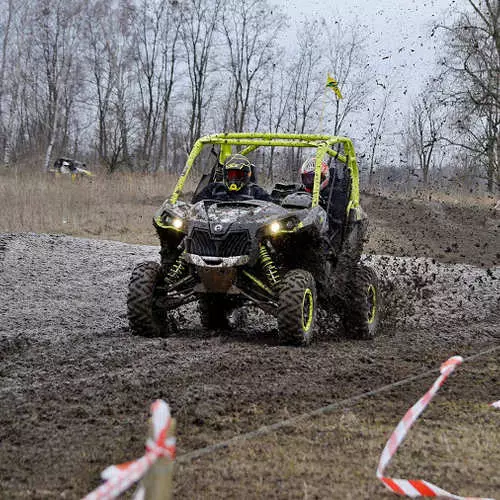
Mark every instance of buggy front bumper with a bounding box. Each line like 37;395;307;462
184;253;249;268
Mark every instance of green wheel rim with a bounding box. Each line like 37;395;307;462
367;284;377;324
302;288;314;332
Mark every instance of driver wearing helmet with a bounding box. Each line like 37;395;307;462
299;157;331;206
193;153;272;203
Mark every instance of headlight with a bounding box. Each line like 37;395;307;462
269;221;281;234
268;217;301;235
172;217;183;229
155;213;185;231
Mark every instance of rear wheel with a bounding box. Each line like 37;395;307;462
278;270;317;346
342;264;380;339
127;261;171;337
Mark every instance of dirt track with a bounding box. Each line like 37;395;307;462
0;194;499;498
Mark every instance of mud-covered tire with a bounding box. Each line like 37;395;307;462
278;270;317;346
342;264;380;340
127;261;170;337
198;294;230;329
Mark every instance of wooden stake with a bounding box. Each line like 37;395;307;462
142;419;176;500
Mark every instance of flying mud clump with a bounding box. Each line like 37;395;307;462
0;233;497;342
364;254;499;333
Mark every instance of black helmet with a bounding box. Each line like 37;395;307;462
223;154;253;192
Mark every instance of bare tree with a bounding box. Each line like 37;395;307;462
264;62;292;180
2;0;452;182
4;4;36;164
29;0;85;169
437;0;499;192
134;0;181;171
180;0;222;149
367;86;391;185
135;0;162;168
286;20;323;137
157;4;181;171
279;20;324;174
324;18;371;135
0;0;15;164
220;0;285;132
406;94;446;185
85;1;118;165
85;0;137;172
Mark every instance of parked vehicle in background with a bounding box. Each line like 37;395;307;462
48;158;93;179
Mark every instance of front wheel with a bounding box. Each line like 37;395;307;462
342;264;380;340
278;270;317;346
127;261;171;337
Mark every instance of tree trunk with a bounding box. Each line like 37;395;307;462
44;99;59;171
0;0;14;163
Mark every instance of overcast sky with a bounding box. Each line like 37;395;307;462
278;0;457;160
284;0;454;99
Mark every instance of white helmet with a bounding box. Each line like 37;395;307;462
299;158;330;192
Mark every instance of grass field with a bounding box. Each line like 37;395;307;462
1;166;497;245
0;167;177;244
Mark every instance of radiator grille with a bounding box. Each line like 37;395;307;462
189;229;250;257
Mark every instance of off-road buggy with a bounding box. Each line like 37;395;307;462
48;157;93;179
127;133;379;345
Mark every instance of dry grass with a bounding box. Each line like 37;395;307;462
175;355;499;499
0;167;179;245
1;167;497;248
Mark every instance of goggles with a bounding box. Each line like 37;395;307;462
226;169;247;182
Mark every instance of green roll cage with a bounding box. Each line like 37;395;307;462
169;133;360;211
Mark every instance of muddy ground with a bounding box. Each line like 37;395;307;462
0;194;498;499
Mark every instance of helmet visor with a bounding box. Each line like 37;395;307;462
301;171;315;189
226;169;246;182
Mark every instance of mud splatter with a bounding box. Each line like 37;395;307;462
0;232;498;498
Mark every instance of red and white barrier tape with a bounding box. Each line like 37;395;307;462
83;400;175;500
377;355;498;499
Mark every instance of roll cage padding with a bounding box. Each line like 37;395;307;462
325;164;352;250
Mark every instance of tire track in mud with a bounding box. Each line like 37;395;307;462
1;233;498;395
1;233;497;337
0;235;8;273
0;233;498;498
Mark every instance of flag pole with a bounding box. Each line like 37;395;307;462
324;73;343;136
317;87;328;134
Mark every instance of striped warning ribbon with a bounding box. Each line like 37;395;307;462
83;400;175;500
377;355;497;499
